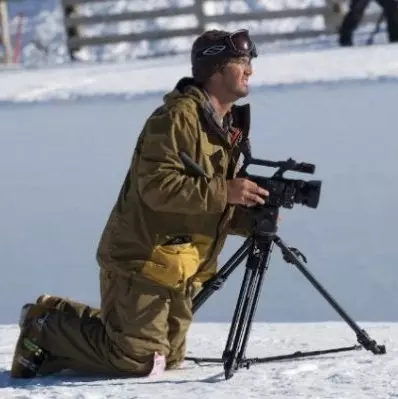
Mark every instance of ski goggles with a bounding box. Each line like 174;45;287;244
194;29;258;60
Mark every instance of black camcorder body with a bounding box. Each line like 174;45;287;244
236;138;321;211
245;174;321;209
239;156;322;234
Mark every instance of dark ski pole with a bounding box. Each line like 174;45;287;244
366;11;384;45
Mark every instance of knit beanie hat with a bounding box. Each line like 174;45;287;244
191;30;234;85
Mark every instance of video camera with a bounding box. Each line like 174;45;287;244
240;157;321;209
238;139;321;210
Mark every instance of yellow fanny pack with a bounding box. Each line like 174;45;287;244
142;241;200;288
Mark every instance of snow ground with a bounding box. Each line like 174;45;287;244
1;323;397;398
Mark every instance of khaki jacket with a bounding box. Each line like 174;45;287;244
96;78;254;290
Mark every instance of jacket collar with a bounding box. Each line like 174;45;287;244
169;77;251;148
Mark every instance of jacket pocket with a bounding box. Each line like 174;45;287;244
203;147;227;176
142;242;200;288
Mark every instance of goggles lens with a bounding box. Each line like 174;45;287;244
229;29;257;58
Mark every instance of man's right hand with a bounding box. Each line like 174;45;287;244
227;178;269;207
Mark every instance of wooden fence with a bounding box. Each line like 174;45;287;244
1;0;384;63
61;0;383;60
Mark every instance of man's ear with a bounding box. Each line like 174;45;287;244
218;60;229;74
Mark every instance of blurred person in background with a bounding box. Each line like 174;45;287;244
338;0;398;46
11;28;269;379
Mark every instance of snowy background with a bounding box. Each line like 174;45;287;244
1;45;398;325
5;0;385;65
1;0;398;397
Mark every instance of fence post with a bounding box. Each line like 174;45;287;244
0;0;13;64
194;0;206;34
323;0;349;33
61;0;80;61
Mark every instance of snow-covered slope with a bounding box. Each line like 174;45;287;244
1;42;398;103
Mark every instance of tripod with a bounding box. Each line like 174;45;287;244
186;208;386;380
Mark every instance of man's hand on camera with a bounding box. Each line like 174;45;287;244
227;178;269;207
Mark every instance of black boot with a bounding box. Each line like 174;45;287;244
11;304;51;378
339;33;353;46
385;5;398;42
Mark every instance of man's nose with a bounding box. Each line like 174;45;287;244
245;63;253;76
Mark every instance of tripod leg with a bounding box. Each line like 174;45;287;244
236;240;273;363
223;236;274;379
274;235;386;355
192;237;252;314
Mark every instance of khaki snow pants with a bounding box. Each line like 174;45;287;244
34;269;193;376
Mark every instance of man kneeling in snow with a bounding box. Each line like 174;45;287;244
11;29;269;378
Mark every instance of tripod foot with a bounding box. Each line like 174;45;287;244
357;329;387;355
223;351;239;380
224;359;237;380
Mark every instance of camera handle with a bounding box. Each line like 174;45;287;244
187;213;386;380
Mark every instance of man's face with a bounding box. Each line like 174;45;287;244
218;56;253;100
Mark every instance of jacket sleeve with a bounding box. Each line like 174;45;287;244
136;108;228;214
228;205;255;237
